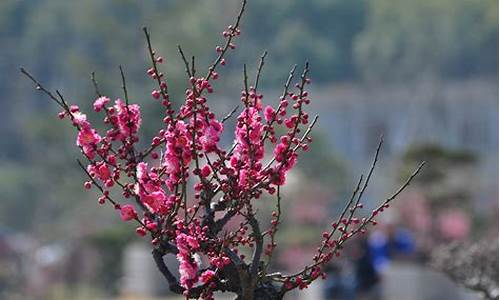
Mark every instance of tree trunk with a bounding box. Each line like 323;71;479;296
235;283;283;300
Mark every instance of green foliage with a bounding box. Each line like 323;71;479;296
240;0;368;83
401;143;477;208
403;143;476;184
354;0;498;81
86;226;136;293
297;133;348;189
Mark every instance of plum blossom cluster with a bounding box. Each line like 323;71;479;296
22;1;423;299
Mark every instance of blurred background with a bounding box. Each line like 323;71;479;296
0;0;498;299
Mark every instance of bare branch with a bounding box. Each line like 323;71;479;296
222;105;240;123
177;45;193;78
254;51;268;91
90;72;102;97
119;65;129;105
20;67;65;109
205;0;247;80
262;64;297;142
152;249;184;294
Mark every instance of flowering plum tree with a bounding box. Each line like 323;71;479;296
21;1;423;299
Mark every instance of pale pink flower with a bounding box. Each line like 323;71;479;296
72;111;88;126
200;120;223;152
264;105;275;122
120;204;137;221
136;162;148;182
176;233;200;290
140;190;165;213
96;164;111;180
76;124;101;159
93;96;110;112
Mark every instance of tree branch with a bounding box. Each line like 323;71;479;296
152;249;184;294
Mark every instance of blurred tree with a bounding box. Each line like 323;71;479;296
399;144;491;245
431;239;499;300
240;0;368;84
85;227;135;294
401;144;477;209
354;0;498;81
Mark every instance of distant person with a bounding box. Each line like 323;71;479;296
323;262;356;300
354;237;381;300
369;226;416;274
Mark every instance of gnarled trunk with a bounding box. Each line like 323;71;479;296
235;283;283;300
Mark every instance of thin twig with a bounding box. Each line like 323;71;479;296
343;136;384;233
91;72;102;97
254;51;268;91
20;67;65;109
177;45;193;78
261;64;297;142
119;65;129;106
191;55;196;77
205;0;247;81
222;105;240;123
76;159;147;228
263;185;282;273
